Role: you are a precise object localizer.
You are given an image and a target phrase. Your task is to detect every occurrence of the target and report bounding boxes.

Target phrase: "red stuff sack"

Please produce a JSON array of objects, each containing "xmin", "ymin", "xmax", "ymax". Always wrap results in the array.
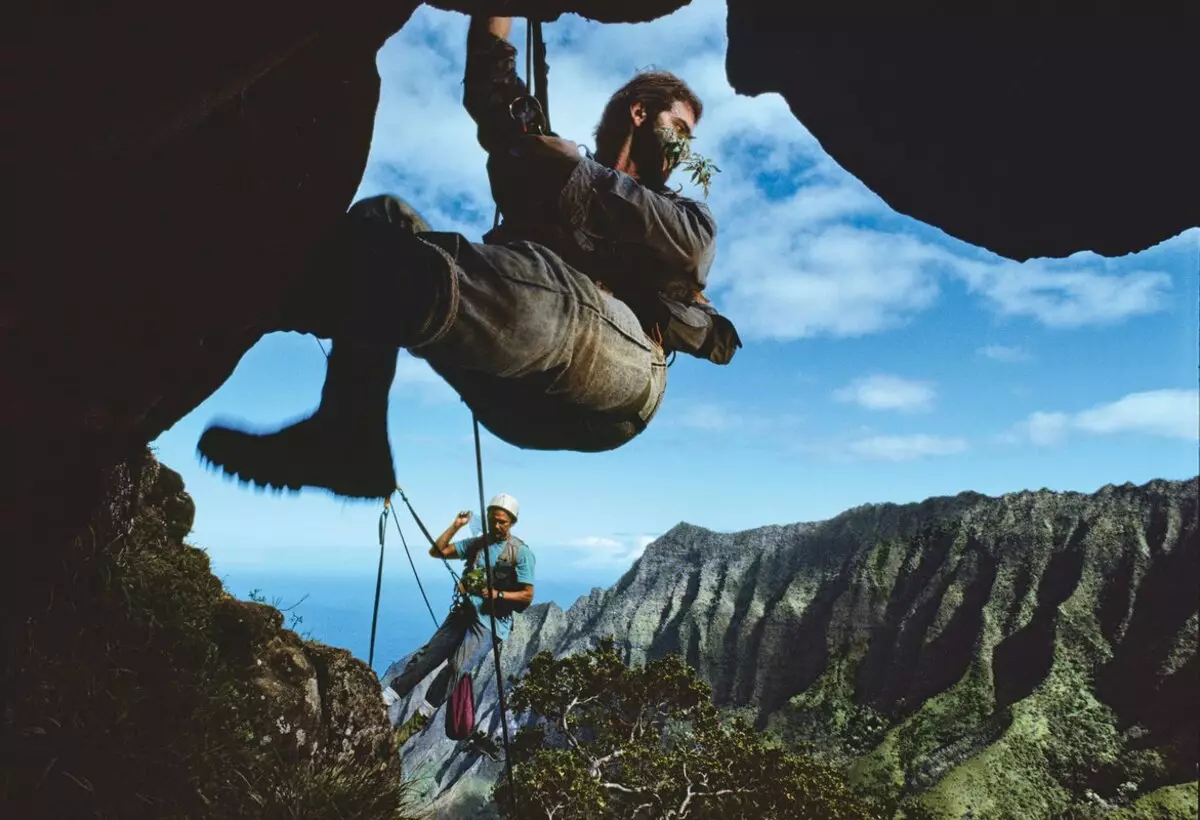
[{"xmin": 445, "ymin": 673, "xmax": 476, "ymax": 740}]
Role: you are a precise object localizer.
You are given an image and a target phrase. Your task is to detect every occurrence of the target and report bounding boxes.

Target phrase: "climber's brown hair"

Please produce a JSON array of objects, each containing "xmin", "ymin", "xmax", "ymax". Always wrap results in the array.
[{"xmin": 592, "ymin": 70, "xmax": 703, "ymax": 166}]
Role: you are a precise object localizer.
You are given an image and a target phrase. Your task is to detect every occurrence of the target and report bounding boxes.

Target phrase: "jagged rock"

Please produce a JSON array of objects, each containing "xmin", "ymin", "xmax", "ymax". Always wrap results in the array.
[
  {"xmin": 1, "ymin": 450, "xmax": 406, "ymax": 819},
  {"xmin": 387, "ymin": 478, "xmax": 1199, "ymax": 818},
  {"xmin": 725, "ymin": 6, "xmax": 1200, "ymax": 261}
]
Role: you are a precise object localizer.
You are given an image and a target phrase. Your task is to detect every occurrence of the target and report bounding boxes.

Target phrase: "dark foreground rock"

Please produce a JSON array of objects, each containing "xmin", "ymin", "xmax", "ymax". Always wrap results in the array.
[{"xmin": 1, "ymin": 451, "xmax": 412, "ymax": 819}]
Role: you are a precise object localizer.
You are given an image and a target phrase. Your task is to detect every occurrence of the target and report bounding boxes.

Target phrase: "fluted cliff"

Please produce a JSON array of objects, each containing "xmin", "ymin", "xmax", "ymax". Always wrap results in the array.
[{"xmin": 388, "ymin": 478, "xmax": 1198, "ymax": 818}]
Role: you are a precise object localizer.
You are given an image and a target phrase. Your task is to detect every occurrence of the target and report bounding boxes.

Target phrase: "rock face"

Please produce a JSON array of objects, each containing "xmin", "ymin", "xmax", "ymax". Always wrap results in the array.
[
  {"xmin": 725, "ymin": 7, "xmax": 1199, "ymax": 262},
  {"xmin": 387, "ymin": 478, "xmax": 1199, "ymax": 818},
  {"xmin": 1, "ymin": 451, "xmax": 407, "ymax": 819}
]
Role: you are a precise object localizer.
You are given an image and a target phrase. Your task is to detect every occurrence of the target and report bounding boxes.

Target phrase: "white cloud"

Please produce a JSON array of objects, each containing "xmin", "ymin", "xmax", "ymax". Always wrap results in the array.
[
  {"xmin": 978, "ymin": 345, "xmax": 1031, "ymax": 363},
  {"xmin": 561, "ymin": 533, "xmax": 658, "ymax": 569},
  {"xmin": 955, "ymin": 260, "xmax": 1171, "ymax": 328},
  {"xmin": 390, "ymin": 352, "xmax": 457, "ymax": 405},
  {"xmin": 1075, "ymin": 390, "xmax": 1198, "ymax": 439},
  {"xmin": 846, "ymin": 435, "xmax": 968, "ymax": 462},
  {"xmin": 1009, "ymin": 389, "xmax": 1199, "ymax": 445},
  {"xmin": 566, "ymin": 535, "xmax": 624, "ymax": 550},
  {"xmin": 660, "ymin": 400, "xmax": 804, "ymax": 435},
  {"xmin": 834, "ymin": 374, "xmax": 936, "ymax": 413},
  {"xmin": 674, "ymin": 402, "xmax": 742, "ymax": 431},
  {"xmin": 1023, "ymin": 411, "xmax": 1071, "ymax": 446},
  {"xmin": 719, "ymin": 224, "xmax": 943, "ymax": 342}
]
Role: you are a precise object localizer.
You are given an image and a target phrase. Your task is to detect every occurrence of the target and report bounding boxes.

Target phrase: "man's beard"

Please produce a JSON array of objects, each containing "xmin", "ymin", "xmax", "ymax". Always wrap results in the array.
[{"xmin": 629, "ymin": 119, "xmax": 672, "ymax": 189}]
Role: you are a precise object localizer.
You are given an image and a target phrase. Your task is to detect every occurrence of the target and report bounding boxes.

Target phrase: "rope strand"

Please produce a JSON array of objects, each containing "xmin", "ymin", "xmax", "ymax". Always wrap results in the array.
[
  {"xmin": 367, "ymin": 502, "xmax": 389, "ymax": 669},
  {"xmin": 341, "ymin": 18, "xmax": 551, "ymax": 814},
  {"xmin": 392, "ymin": 504, "xmax": 441, "ymax": 628},
  {"xmin": 473, "ymin": 416, "xmax": 520, "ymax": 817}
]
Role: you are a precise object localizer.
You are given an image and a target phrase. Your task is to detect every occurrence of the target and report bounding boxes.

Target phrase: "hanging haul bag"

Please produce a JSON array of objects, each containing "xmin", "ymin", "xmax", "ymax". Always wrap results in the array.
[{"xmin": 446, "ymin": 672, "xmax": 477, "ymax": 740}]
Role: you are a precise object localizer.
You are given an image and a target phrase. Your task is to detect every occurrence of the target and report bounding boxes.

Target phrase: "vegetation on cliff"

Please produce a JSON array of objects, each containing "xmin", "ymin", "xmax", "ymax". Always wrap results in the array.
[
  {"xmin": 493, "ymin": 636, "xmax": 892, "ymax": 819},
  {"xmin": 395, "ymin": 478, "xmax": 1196, "ymax": 820},
  {"xmin": 2, "ymin": 450, "xmax": 416, "ymax": 819}
]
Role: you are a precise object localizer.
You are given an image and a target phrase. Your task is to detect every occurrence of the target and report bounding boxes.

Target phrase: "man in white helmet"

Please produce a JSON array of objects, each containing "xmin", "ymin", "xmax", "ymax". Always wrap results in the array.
[{"xmin": 382, "ymin": 493, "xmax": 535, "ymax": 706}]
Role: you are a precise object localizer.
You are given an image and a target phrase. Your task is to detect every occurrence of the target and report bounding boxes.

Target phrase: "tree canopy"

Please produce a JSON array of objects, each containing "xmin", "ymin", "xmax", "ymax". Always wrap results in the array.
[{"xmin": 493, "ymin": 637, "xmax": 886, "ymax": 820}]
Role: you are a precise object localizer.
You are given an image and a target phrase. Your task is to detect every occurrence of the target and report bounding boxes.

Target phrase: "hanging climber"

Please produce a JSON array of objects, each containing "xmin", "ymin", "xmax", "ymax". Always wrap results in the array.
[
  {"xmin": 381, "ymin": 493, "xmax": 535, "ymax": 717},
  {"xmin": 196, "ymin": 13, "xmax": 741, "ymax": 499}
]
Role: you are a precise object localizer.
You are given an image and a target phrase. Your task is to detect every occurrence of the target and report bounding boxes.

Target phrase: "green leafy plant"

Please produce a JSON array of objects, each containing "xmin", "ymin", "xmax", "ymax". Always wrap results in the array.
[
  {"xmin": 460, "ymin": 567, "xmax": 489, "ymax": 598},
  {"xmin": 658, "ymin": 126, "xmax": 721, "ymax": 199},
  {"xmin": 247, "ymin": 587, "xmax": 309, "ymax": 632},
  {"xmin": 395, "ymin": 711, "xmax": 430, "ymax": 748},
  {"xmin": 493, "ymin": 636, "xmax": 886, "ymax": 819}
]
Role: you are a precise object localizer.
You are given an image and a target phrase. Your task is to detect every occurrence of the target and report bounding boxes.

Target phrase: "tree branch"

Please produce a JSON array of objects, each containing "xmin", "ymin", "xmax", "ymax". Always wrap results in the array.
[
  {"xmin": 601, "ymin": 781, "xmax": 646, "ymax": 795},
  {"xmin": 589, "ymin": 747, "xmax": 624, "ymax": 779}
]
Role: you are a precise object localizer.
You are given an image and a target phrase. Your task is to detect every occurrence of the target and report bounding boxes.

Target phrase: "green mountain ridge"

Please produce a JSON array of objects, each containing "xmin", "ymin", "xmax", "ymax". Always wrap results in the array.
[{"xmin": 390, "ymin": 477, "xmax": 1198, "ymax": 819}]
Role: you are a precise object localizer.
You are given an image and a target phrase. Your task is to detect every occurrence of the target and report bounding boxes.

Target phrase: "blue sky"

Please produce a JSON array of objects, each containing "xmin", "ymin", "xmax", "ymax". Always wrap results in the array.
[{"xmin": 150, "ymin": 1, "xmax": 1197, "ymax": 663}]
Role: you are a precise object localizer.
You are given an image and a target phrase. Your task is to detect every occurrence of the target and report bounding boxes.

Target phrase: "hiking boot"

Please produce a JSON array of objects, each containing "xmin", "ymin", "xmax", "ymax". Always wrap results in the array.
[
  {"xmin": 196, "ymin": 194, "xmax": 458, "ymax": 500},
  {"xmin": 197, "ymin": 343, "xmax": 397, "ymax": 499}
]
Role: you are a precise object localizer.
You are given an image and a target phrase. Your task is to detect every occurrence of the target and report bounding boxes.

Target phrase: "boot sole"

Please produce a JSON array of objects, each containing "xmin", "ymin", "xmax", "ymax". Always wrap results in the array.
[{"xmin": 198, "ymin": 424, "xmax": 396, "ymax": 500}]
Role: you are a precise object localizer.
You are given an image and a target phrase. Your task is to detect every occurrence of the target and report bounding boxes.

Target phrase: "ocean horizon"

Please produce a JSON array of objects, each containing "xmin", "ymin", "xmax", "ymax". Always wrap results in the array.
[{"xmin": 214, "ymin": 564, "xmax": 602, "ymax": 677}]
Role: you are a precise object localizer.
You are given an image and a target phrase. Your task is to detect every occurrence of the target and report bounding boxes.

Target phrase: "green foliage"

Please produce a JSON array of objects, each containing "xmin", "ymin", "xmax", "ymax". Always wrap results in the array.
[
  {"xmin": 493, "ymin": 637, "xmax": 884, "ymax": 819},
  {"xmin": 245, "ymin": 756, "xmax": 416, "ymax": 820},
  {"xmin": 247, "ymin": 588, "xmax": 309, "ymax": 633},
  {"xmin": 873, "ymin": 541, "xmax": 895, "ymax": 576},
  {"xmin": 658, "ymin": 126, "xmax": 721, "ymax": 198},
  {"xmin": 4, "ymin": 457, "xmax": 418, "ymax": 819},
  {"xmin": 395, "ymin": 711, "xmax": 430, "ymax": 748},
  {"xmin": 460, "ymin": 567, "xmax": 489, "ymax": 598},
  {"xmin": 777, "ymin": 666, "xmax": 893, "ymax": 761}
]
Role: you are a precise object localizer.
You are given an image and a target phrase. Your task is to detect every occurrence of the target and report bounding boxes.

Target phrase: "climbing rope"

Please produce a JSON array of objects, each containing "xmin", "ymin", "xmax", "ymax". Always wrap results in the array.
[
  {"xmin": 471, "ymin": 22, "xmax": 553, "ymax": 817},
  {"xmin": 531, "ymin": 21, "xmax": 550, "ymax": 135},
  {"xmin": 368, "ymin": 496, "xmax": 443, "ymax": 669},
  {"xmin": 473, "ymin": 415, "xmax": 519, "ymax": 815},
  {"xmin": 367, "ymin": 501, "xmax": 389, "ymax": 669},
  {"xmin": 392, "ymin": 485, "xmax": 464, "ymax": 593},
  {"xmin": 312, "ymin": 20, "xmax": 552, "ymax": 814},
  {"xmin": 393, "ymin": 500, "xmax": 441, "ymax": 627}
]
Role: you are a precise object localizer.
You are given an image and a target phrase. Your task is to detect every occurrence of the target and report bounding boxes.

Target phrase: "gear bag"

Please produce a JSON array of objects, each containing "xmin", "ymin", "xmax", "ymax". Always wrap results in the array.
[{"xmin": 445, "ymin": 672, "xmax": 477, "ymax": 740}]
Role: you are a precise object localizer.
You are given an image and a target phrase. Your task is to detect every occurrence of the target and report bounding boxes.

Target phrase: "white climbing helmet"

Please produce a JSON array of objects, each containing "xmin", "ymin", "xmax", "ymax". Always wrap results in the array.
[{"xmin": 487, "ymin": 492, "xmax": 519, "ymax": 522}]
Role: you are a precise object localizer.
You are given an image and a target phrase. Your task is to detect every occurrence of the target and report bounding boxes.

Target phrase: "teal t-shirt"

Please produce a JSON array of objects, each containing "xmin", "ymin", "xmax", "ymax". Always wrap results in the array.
[{"xmin": 453, "ymin": 536, "xmax": 536, "ymax": 641}]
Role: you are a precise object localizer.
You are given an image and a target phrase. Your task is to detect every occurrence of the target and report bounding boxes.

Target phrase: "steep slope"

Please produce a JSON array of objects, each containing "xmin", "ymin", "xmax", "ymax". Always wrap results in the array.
[{"xmin": 387, "ymin": 478, "xmax": 1198, "ymax": 818}]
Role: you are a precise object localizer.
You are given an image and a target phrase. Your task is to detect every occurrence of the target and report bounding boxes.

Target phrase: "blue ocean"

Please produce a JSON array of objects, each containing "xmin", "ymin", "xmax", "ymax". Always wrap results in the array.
[{"xmin": 215, "ymin": 566, "xmax": 596, "ymax": 677}]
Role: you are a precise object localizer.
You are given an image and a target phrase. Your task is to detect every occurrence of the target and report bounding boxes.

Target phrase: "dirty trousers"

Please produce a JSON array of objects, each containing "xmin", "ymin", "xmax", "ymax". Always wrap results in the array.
[
  {"xmin": 356, "ymin": 195, "xmax": 668, "ymax": 452},
  {"xmin": 387, "ymin": 604, "xmax": 488, "ymax": 700}
]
